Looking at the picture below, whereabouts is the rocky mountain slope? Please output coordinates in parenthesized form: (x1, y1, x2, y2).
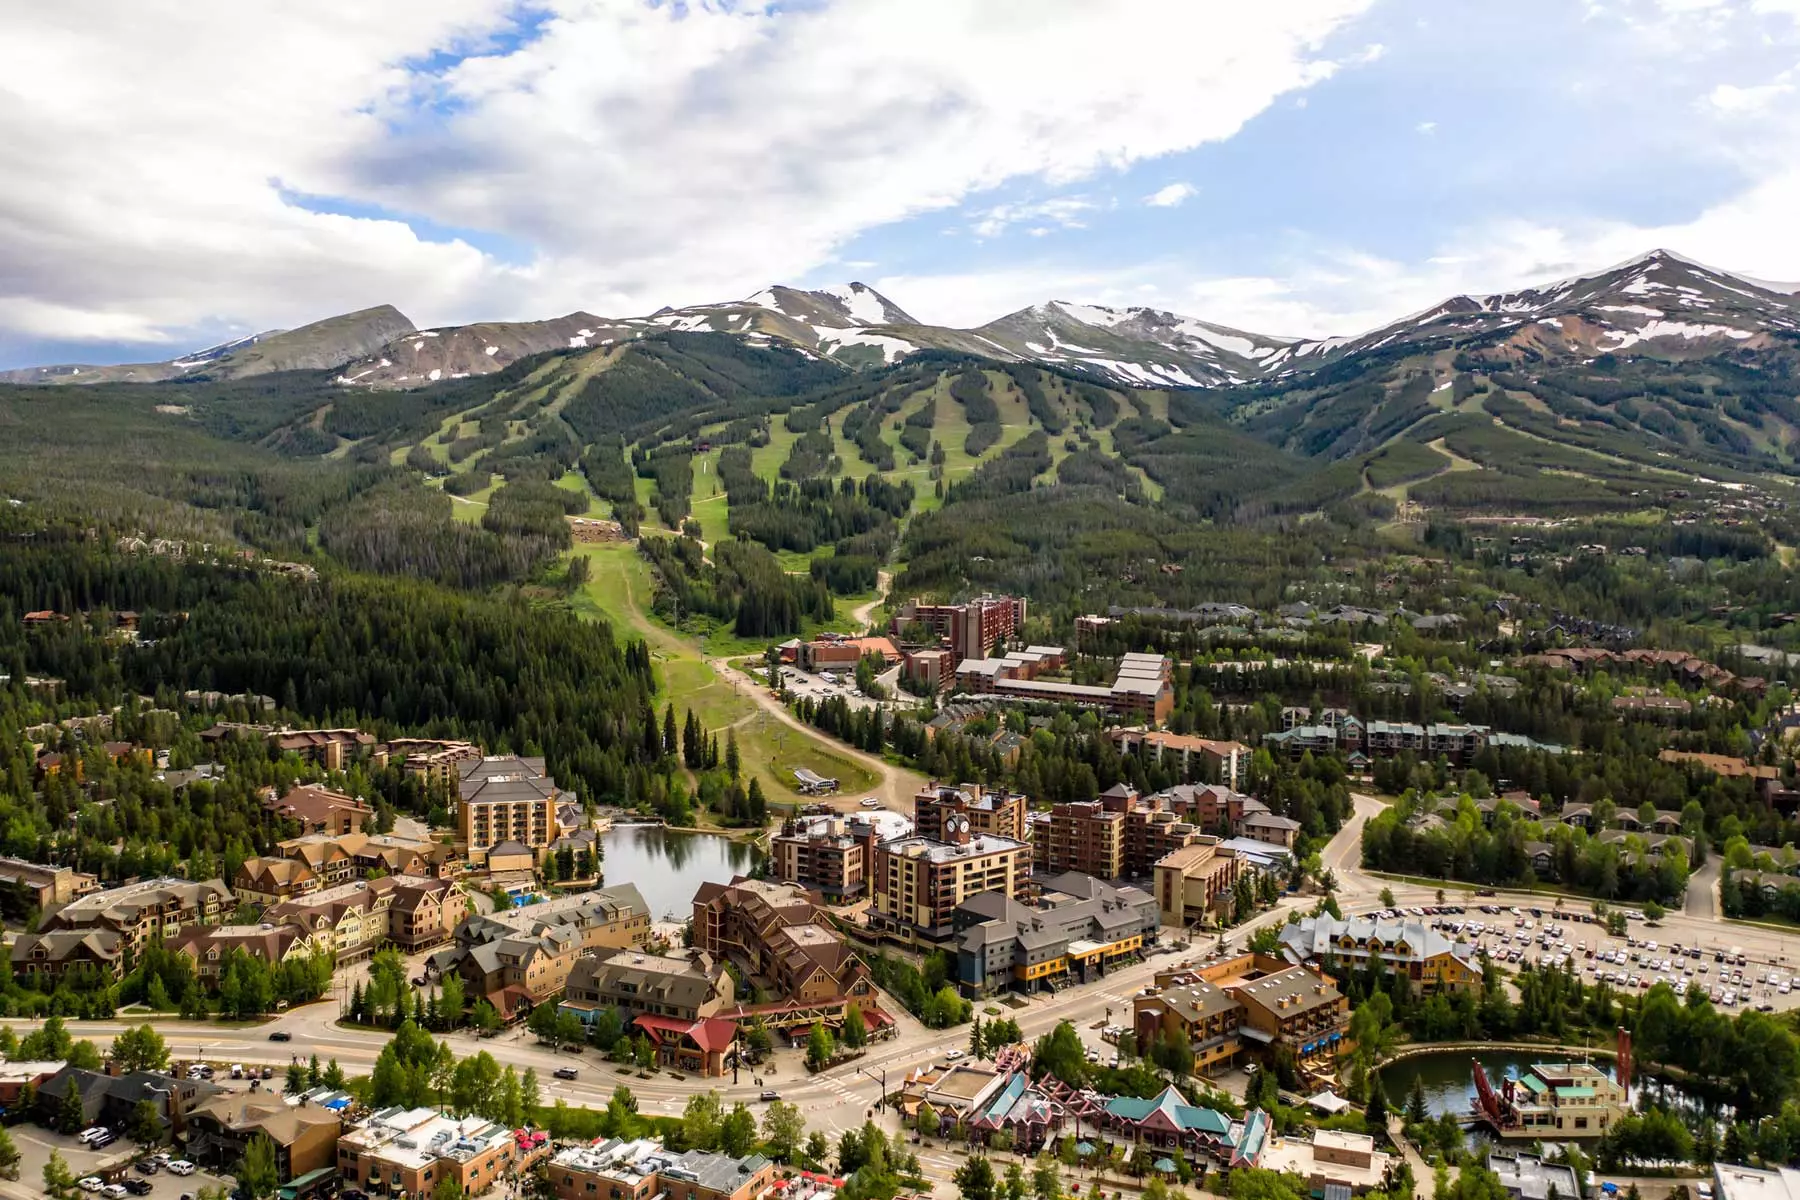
(13, 250, 1800, 396)
(0, 305, 416, 385)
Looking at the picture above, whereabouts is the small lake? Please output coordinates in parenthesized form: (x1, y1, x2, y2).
(1379, 1050, 1719, 1134)
(601, 824, 762, 922)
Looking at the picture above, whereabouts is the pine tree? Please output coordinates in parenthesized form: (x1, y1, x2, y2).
(748, 778, 767, 823)
(726, 730, 741, 780)
(662, 705, 678, 757)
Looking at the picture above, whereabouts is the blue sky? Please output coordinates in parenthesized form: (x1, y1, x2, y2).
(3, 0, 1799, 367)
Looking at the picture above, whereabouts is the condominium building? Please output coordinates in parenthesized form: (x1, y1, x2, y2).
(1107, 730, 1251, 790)
(384, 738, 483, 790)
(8, 929, 124, 980)
(546, 1138, 777, 1200)
(337, 1108, 544, 1197)
(870, 817, 1030, 945)
(458, 756, 557, 864)
(276, 831, 459, 882)
(769, 816, 880, 903)
(914, 782, 1029, 844)
(1033, 800, 1126, 880)
(1152, 841, 1242, 928)
(690, 877, 876, 1029)
(1276, 916, 1482, 993)
(38, 876, 233, 957)
(265, 874, 464, 963)
(233, 856, 320, 906)
(953, 872, 1159, 996)
(169, 923, 323, 983)
(268, 728, 379, 771)
(561, 949, 735, 1024)
(1133, 971, 1246, 1074)
(433, 885, 652, 1020)
(1229, 965, 1351, 1066)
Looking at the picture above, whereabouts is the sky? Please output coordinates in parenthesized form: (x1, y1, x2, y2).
(4, 0, 1800, 368)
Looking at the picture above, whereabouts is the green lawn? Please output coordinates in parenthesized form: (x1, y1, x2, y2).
(566, 542, 879, 802)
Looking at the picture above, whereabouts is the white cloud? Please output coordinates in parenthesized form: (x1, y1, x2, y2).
(1415, 120, 1438, 133)
(1707, 74, 1796, 110)
(1144, 182, 1198, 207)
(0, 0, 1375, 354)
(970, 197, 1098, 239)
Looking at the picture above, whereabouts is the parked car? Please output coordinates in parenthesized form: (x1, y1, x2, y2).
(134, 1161, 160, 1176)
(168, 1161, 197, 1177)
(104, 1184, 129, 1199)
(77, 1127, 110, 1145)
(553, 1067, 579, 1081)
(944, 1049, 965, 1062)
(78, 1179, 105, 1194)
(90, 1132, 116, 1149)
(123, 1182, 154, 1197)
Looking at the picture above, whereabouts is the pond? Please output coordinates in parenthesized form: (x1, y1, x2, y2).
(1379, 1050, 1721, 1134)
(601, 823, 763, 922)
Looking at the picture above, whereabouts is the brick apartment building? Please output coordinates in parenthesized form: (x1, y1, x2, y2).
(891, 594, 1028, 661)
(769, 815, 881, 903)
(914, 781, 1029, 844)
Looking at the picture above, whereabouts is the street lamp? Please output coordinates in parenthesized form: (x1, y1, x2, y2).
(856, 1065, 887, 1114)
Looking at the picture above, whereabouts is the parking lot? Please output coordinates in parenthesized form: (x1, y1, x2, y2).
(774, 663, 900, 712)
(1351, 900, 1800, 1012)
(3, 1125, 233, 1200)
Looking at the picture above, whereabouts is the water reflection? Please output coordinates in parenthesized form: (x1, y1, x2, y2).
(602, 823, 762, 921)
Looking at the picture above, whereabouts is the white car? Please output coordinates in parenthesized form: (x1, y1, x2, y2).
(167, 1162, 197, 1177)
(79, 1180, 104, 1194)
(944, 1049, 966, 1062)
(104, 1186, 129, 1199)
(859, 797, 880, 808)
(76, 1127, 110, 1145)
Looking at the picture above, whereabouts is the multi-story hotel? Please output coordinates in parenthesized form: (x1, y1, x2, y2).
(458, 756, 557, 864)
(1033, 800, 1126, 879)
(265, 785, 373, 837)
(1131, 957, 1350, 1075)
(891, 594, 1028, 661)
(690, 878, 876, 1030)
(432, 885, 652, 1020)
(869, 816, 1030, 944)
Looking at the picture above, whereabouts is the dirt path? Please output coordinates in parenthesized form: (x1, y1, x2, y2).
(849, 569, 892, 634)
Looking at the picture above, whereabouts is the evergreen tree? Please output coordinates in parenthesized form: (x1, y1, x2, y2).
(726, 730, 741, 780)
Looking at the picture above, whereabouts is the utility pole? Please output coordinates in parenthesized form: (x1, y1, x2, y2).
(857, 1065, 888, 1114)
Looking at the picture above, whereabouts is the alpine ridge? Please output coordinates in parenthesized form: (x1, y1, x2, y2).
(9, 249, 1800, 393)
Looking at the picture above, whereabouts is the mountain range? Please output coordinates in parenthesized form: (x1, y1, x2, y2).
(6, 249, 1799, 393)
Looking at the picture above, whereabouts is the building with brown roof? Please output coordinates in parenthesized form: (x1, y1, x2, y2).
(233, 856, 319, 906)
(40, 876, 232, 958)
(1108, 729, 1251, 790)
(546, 1138, 777, 1200)
(337, 1107, 541, 1198)
(691, 877, 875, 1019)
(187, 1093, 342, 1181)
(1659, 749, 1782, 781)
(384, 738, 483, 789)
(276, 831, 459, 883)
(265, 874, 463, 964)
(892, 594, 1028, 661)
(266, 785, 373, 836)
(268, 728, 379, 772)
(0, 856, 98, 914)
(431, 885, 651, 1020)
(797, 635, 902, 673)
(1033, 800, 1126, 880)
(1133, 969, 1246, 1074)
(561, 948, 735, 1024)
(8, 928, 124, 980)
(1228, 964, 1350, 1066)
(458, 756, 558, 864)
(170, 923, 323, 983)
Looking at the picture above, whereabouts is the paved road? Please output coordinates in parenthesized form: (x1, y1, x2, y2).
(1686, 856, 1719, 922)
